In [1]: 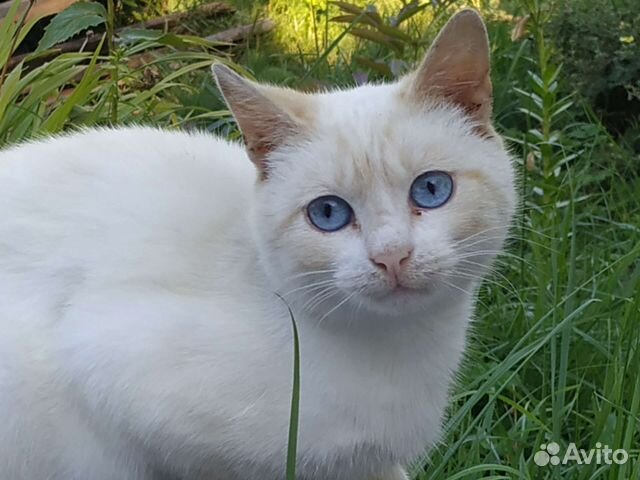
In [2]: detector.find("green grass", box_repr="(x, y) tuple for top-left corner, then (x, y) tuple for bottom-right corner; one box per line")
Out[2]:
(2, 0), (639, 478)
(0, 0), (230, 147)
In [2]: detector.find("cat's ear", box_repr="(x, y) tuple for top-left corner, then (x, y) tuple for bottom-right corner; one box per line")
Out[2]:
(407, 9), (492, 130)
(212, 64), (308, 179)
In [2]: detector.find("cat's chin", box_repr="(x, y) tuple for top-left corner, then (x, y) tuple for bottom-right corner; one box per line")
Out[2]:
(353, 285), (443, 317)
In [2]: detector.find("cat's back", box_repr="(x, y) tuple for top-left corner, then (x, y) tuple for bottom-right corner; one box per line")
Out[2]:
(0, 127), (253, 219)
(0, 127), (255, 314)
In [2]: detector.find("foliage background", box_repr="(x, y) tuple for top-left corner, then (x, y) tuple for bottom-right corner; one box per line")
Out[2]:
(0, 0), (638, 478)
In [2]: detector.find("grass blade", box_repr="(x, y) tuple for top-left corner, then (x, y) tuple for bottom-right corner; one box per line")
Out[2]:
(276, 294), (301, 480)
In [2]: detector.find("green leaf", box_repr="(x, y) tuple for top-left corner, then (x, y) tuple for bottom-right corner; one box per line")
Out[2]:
(349, 28), (404, 54)
(374, 23), (413, 44)
(395, 0), (427, 26)
(0, 0), (36, 66)
(36, 1), (107, 53)
(117, 28), (168, 45)
(117, 29), (219, 51)
(354, 56), (392, 76)
(330, 1), (365, 16)
(330, 2), (383, 27)
(330, 14), (377, 28)
(40, 38), (105, 133)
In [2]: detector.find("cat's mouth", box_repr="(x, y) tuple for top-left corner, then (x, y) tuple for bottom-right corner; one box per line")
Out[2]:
(394, 284), (421, 293)
(350, 282), (435, 316)
(373, 282), (430, 299)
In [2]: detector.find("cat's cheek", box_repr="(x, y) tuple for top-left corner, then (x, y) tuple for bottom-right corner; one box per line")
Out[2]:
(332, 242), (381, 292)
(267, 216), (354, 278)
(449, 172), (508, 234)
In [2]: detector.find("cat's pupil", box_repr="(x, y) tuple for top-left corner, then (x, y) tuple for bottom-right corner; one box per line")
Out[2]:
(323, 203), (333, 218)
(426, 181), (436, 195)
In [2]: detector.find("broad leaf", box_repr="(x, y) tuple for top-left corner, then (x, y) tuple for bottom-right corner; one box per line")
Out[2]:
(36, 1), (107, 53)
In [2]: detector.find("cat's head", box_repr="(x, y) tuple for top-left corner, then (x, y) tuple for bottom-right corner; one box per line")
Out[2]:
(214, 9), (516, 319)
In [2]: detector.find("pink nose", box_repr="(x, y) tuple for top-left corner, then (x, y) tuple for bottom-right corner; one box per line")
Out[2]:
(370, 248), (412, 276)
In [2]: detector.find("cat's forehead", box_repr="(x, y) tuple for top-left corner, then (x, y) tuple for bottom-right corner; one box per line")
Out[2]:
(315, 83), (405, 130)
(293, 84), (480, 194)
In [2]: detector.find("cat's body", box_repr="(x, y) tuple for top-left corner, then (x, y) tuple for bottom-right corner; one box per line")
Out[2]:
(0, 10), (516, 480)
(0, 126), (467, 480)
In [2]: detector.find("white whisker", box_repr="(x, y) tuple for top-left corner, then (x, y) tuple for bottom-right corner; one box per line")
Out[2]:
(280, 279), (336, 297)
(317, 290), (359, 326)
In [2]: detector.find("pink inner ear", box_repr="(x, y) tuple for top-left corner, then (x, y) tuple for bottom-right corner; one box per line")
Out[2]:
(213, 65), (306, 180)
(245, 138), (278, 180)
(444, 70), (493, 125)
(410, 10), (493, 129)
(242, 113), (302, 179)
(412, 64), (494, 135)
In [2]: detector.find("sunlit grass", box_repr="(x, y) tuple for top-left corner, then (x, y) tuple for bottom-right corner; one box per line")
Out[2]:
(235, 0), (513, 69)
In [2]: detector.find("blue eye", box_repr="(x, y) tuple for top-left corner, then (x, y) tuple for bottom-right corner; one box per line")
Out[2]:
(307, 195), (353, 232)
(410, 171), (454, 209)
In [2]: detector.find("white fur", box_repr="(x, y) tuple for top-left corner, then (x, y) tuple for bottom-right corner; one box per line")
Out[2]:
(0, 78), (515, 479)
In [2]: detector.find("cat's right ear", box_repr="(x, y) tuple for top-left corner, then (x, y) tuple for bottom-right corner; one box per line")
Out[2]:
(212, 64), (305, 179)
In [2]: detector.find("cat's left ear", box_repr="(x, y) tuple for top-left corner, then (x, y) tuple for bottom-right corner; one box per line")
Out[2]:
(407, 9), (493, 130)
(213, 64), (309, 179)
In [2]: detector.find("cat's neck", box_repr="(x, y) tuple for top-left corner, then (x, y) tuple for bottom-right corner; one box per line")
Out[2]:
(303, 289), (472, 338)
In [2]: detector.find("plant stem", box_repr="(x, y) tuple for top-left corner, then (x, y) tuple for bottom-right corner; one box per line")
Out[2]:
(106, 0), (118, 123)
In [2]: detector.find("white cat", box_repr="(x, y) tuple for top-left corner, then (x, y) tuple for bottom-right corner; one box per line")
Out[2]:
(0, 9), (515, 480)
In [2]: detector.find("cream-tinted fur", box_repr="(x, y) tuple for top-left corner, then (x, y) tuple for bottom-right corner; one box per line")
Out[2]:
(0, 10), (515, 480)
